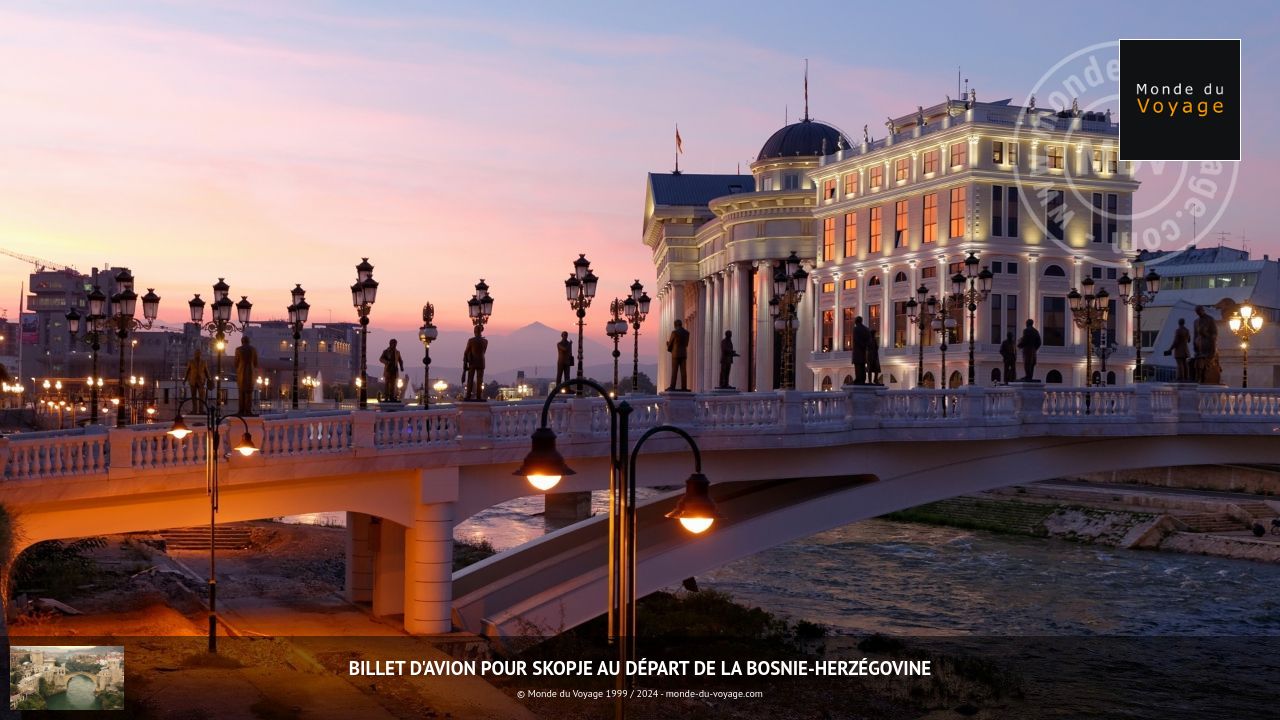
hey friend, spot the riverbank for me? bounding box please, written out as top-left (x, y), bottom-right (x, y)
top-left (883, 480), bottom-right (1280, 563)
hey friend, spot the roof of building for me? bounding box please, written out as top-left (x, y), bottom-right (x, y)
top-left (1140, 245), bottom-right (1253, 267)
top-left (758, 118), bottom-right (851, 159)
top-left (648, 173), bottom-right (754, 207)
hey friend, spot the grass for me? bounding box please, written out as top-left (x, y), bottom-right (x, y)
top-left (453, 538), bottom-right (497, 570)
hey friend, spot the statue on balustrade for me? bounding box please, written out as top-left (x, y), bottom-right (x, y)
top-left (184, 348), bottom-right (209, 412)
top-left (463, 325), bottom-right (488, 401)
top-left (867, 331), bottom-right (882, 385)
top-left (555, 331), bottom-right (573, 389)
top-left (1017, 319), bottom-right (1041, 381)
top-left (666, 319), bottom-right (690, 391)
top-left (379, 339), bottom-right (404, 402)
top-left (718, 330), bottom-right (739, 389)
top-left (850, 315), bottom-right (872, 385)
top-left (234, 336), bottom-right (258, 415)
top-left (999, 331), bottom-right (1017, 385)
top-left (1165, 317), bottom-right (1191, 382)
top-left (1193, 305), bottom-right (1221, 384)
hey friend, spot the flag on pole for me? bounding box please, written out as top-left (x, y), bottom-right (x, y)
top-left (675, 124), bottom-right (684, 154)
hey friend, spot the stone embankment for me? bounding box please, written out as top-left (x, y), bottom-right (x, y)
top-left (887, 479), bottom-right (1280, 563)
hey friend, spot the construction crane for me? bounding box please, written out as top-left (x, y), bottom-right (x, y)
top-left (0, 247), bottom-right (78, 273)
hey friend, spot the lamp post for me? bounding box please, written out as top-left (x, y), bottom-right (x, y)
top-left (167, 397), bottom-right (258, 653)
top-left (928, 293), bottom-right (958, 394)
top-left (564, 255), bottom-right (598, 396)
top-left (188, 279), bottom-right (253, 413)
top-left (349, 259), bottom-right (379, 408)
top-left (1117, 264), bottom-right (1161, 383)
top-left (905, 284), bottom-right (931, 386)
top-left (287, 284), bottom-right (310, 410)
top-left (418, 303), bottom-right (438, 408)
top-left (1228, 304), bottom-right (1265, 388)
top-left (771, 251), bottom-right (809, 390)
top-left (956, 252), bottom-right (993, 386)
top-left (129, 375), bottom-right (146, 424)
top-left (515, 378), bottom-right (718, 718)
top-left (66, 285), bottom-right (108, 424)
top-left (1068, 278), bottom-right (1111, 394)
top-left (623, 281), bottom-right (651, 393)
top-left (102, 270), bottom-right (160, 427)
top-left (606, 298), bottom-right (628, 394)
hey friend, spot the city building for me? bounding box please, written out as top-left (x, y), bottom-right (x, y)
top-left (1140, 246), bottom-right (1280, 386)
top-left (644, 96), bottom-right (1141, 390)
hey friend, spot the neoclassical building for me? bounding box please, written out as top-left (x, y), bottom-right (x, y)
top-left (643, 97), bottom-right (1141, 391)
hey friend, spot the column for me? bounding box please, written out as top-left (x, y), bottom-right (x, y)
top-left (797, 272), bottom-right (816, 389)
top-left (881, 264), bottom-right (891, 347)
top-left (754, 260), bottom-right (774, 391)
top-left (372, 517), bottom-right (405, 617)
top-left (345, 511), bottom-right (374, 603)
top-left (404, 501), bottom-right (454, 634)
top-left (832, 272), bottom-right (843, 353)
top-left (732, 263), bottom-right (751, 389)
top-left (670, 283), bottom-right (685, 390)
top-left (1026, 254), bottom-right (1039, 324)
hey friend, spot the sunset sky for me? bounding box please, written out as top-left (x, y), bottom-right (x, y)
top-left (1, 1), bottom-right (1275, 337)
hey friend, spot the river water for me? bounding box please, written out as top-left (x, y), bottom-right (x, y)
top-left (44, 675), bottom-right (99, 710)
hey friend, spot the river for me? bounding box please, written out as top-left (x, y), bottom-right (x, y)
top-left (44, 675), bottom-right (99, 710)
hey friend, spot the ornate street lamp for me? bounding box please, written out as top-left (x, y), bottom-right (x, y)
top-left (606, 298), bottom-right (628, 394)
top-left (928, 293), bottom-right (958, 397)
top-left (467, 279), bottom-right (494, 328)
top-left (623, 281), bottom-right (651, 393)
top-left (565, 255), bottom-right (598, 396)
top-left (167, 398), bottom-right (258, 654)
top-left (771, 251), bottom-right (808, 390)
top-left (287, 284), bottom-right (310, 409)
top-left (1117, 262), bottom-right (1161, 382)
top-left (516, 377), bottom-right (718, 715)
top-left (956, 252), bottom-right (993, 386)
top-left (1068, 277), bottom-right (1111, 392)
top-left (189, 278), bottom-right (252, 414)
top-left (1228, 304), bottom-right (1265, 388)
top-left (905, 283), bottom-right (930, 386)
top-left (418, 303), bottom-right (438, 408)
top-left (66, 283), bottom-right (112, 424)
top-left (351, 259), bottom-right (378, 409)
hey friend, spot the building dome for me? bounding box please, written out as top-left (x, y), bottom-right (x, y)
top-left (757, 119), bottom-right (850, 159)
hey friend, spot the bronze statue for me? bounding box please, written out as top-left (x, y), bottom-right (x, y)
top-left (463, 325), bottom-right (488, 401)
top-left (718, 330), bottom-right (738, 389)
top-left (184, 348), bottom-right (209, 411)
top-left (555, 331), bottom-right (573, 389)
top-left (999, 331), bottom-right (1017, 384)
top-left (1193, 305), bottom-right (1220, 384)
top-left (234, 336), bottom-right (258, 415)
top-left (867, 331), bottom-right (882, 385)
top-left (1165, 318), bottom-right (1191, 382)
top-left (666, 319), bottom-right (690, 391)
top-left (1017, 319), bottom-right (1041, 381)
top-left (379, 339), bottom-right (404, 402)
top-left (851, 316), bottom-right (872, 385)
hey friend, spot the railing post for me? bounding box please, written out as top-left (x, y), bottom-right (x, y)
top-left (107, 426), bottom-right (134, 471)
top-left (849, 386), bottom-right (879, 429)
top-left (1013, 383), bottom-right (1046, 425)
top-left (780, 390), bottom-right (804, 432)
top-left (352, 410), bottom-right (378, 450)
top-left (567, 397), bottom-right (594, 440)
top-left (666, 392), bottom-right (696, 428)
top-left (963, 385), bottom-right (985, 424)
top-left (457, 404), bottom-right (493, 451)
top-left (1177, 385), bottom-right (1203, 424)
top-left (1132, 384), bottom-right (1154, 423)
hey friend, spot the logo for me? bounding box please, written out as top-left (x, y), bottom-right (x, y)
top-left (1013, 41), bottom-right (1239, 263)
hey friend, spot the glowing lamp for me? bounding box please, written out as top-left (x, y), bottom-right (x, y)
top-left (515, 427), bottom-right (576, 491)
top-left (665, 472), bottom-right (720, 534)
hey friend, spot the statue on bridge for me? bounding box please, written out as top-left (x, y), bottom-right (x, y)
top-left (666, 319), bottom-right (690, 391)
top-left (555, 331), bottom-right (573, 389)
top-left (234, 336), bottom-right (258, 415)
top-left (999, 331), bottom-right (1017, 384)
top-left (379, 339), bottom-right (404, 402)
top-left (463, 325), bottom-right (488, 401)
top-left (850, 316), bottom-right (872, 385)
top-left (1193, 305), bottom-right (1221, 384)
top-left (1017, 319), bottom-right (1042, 381)
top-left (184, 348), bottom-right (209, 412)
top-left (1165, 317), bottom-right (1192, 382)
top-left (718, 330), bottom-right (738, 389)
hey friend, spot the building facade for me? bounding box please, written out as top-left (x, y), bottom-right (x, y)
top-left (644, 97), bottom-right (1143, 391)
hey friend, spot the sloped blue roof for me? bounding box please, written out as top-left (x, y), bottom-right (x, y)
top-left (649, 173), bottom-right (754, 207)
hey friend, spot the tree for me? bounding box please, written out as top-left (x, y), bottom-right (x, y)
top-left (629, 372), bottom-right (657, 395)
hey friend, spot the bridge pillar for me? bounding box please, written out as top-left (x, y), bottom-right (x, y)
top-left (404, 501), bottom-right (454, 634)
top-left (371, 517), bottom-right (406, 617)
top-left (345, 511), bottom-right (374, 603)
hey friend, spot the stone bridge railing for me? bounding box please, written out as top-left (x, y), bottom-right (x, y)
top-left (1, 384), bottom-right (1277, 483)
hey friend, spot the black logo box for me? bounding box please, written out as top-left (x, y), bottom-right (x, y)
top-left (1119, 39), bottom-right (1240, 161)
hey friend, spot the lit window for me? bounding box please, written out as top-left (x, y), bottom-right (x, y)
top-left (823, 178), bottom-right (836, 200)
top-left (823, 217), bottom-right (836, 260)
top-left (950, 141), bottom-right (967, 167)
top-left (843, 212), bottom-right (857, 257)
top-left (844, 173), bottom-right (857, 196)
top-left (923, 149), bottom-right (939, 174)
top-left (895, 157), bottom-right (910, 182)
top-left (843, 278), bottom-right (857, 290)
top-left (992, 141), bottom-right (1004, 164)
top-left (949, 187), bottom-right (966, 238)
top-left (869, 166), bottom-right (883, 190)
top-left (894, 200), bottom-right (908, 248)
top-left (869, 206), bottom-right (882, 253)
top-left (923, 193), bottom-right (937, 243)
top-left (1047, 146), bottom-right (1064, 170)
top-left (822, 282), bottom-right (835, 293)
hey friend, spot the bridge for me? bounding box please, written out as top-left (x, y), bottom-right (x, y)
top-left (1, 383), bottom-right (1277, 636)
